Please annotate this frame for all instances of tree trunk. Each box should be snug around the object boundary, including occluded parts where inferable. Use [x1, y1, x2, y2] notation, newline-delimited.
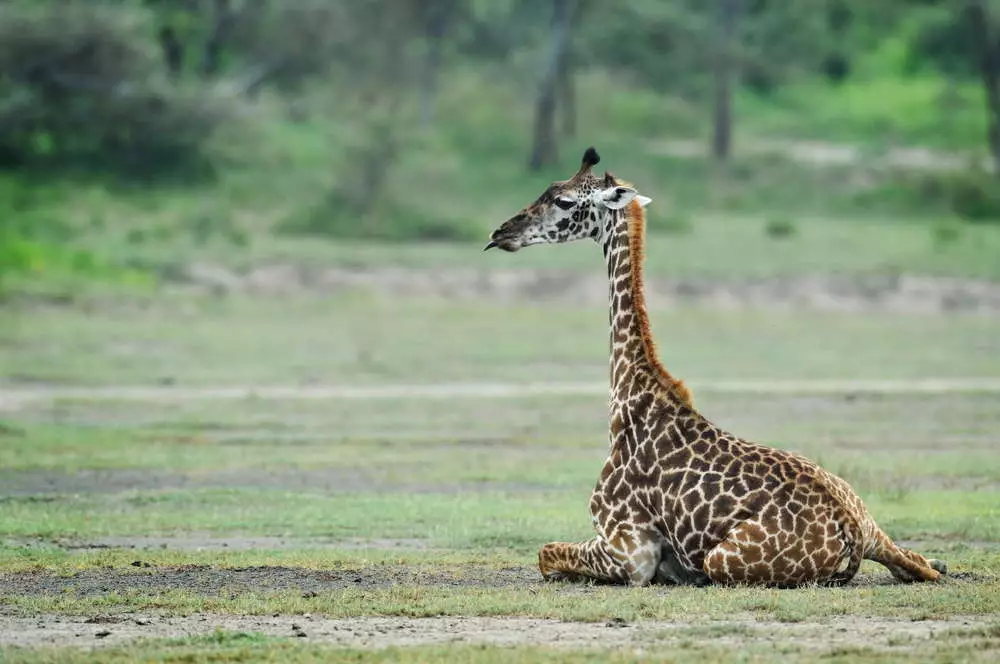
[712, 0, 742, 162]
[529, 0, 576, 171]
[157, 26, 184, 78]
[557, 50, 576, 138]
[419, 1, 456, 127]
[202, 0, 236, 78]
[968, 0, 1000, 176]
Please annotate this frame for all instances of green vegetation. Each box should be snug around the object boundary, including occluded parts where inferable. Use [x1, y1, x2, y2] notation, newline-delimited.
[6, 631, 998, 664]
[1, 2, 999, 298]
[1, 294, 999, 660]
[2, 2, 1000, 662]
[4, 297, 1000, 387]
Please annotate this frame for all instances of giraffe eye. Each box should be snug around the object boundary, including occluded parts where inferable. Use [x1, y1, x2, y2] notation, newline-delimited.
[554, 197, 576, 210]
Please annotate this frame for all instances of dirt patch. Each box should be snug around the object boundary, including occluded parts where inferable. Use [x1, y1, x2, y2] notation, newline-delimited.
[0, 564, 540, 597]
[175, 264, 1000, 315]
[1, 563, 989, 600]
[41, 535, 434, 552]
[0, 613, 994, 651]
[0, 467, 552, 497]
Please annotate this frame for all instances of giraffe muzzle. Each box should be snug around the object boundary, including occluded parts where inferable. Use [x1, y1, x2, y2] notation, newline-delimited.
[483, 235, 520, 252]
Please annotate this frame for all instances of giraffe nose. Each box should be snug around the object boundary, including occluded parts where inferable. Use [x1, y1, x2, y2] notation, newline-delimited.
[483, 228, 501, 251]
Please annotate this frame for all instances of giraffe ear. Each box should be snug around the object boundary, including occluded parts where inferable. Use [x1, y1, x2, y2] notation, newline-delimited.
[636, 195, 652, 208]
[600, 185, 638, 210]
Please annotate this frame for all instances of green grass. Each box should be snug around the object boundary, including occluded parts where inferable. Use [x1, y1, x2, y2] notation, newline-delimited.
[6, 632, 998, 664]
[3, 562, 999, 621]
[2, 289, 1000, 661]
[741, 75, 988, 150]
[57, 207, 1000, 282]
[4, 65, 1000, 302]
[3, 296, 1000, 386]
[2, 486, 997, 549]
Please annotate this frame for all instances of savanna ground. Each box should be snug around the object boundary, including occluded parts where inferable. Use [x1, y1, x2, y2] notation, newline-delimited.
[2, 235, 1000, 662]
[2, 34, 1000, 661]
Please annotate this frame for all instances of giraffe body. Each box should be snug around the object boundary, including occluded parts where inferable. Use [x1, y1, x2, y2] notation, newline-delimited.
[486, 147, 946, 587]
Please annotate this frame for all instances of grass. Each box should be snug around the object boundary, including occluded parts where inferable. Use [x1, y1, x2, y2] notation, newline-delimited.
[3, 296, 1000, 386]
[1, 288, 999, 661]
[4, 65, 1000, 302]
[58, 207, 1000, 282]
[3, 564, 999, 621]
[7, 633, 998, 664]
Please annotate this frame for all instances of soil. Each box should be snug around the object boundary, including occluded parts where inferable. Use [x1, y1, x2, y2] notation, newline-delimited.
[0, 611, 993, 651]
[0, 560, 993, 651]
[42, 535, 435, 552]
[0, 562, 988, 601]
[174, 264, 1000, 315]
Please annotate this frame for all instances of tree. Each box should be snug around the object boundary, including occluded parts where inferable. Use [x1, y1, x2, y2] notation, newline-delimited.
[967, 0, 1000, 176]
[712, 0, 742, 162]
[417, 0, 463, 126]
[529, 0, 579, 170]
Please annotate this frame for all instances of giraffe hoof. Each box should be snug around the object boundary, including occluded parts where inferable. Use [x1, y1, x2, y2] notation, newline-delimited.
[929, 559, 948, 575]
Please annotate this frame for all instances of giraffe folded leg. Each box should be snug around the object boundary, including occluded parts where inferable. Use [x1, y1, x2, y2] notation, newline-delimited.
[538, 531, 662, 586]
[867, 531, 944, 582]
[703, 516, 859, 587]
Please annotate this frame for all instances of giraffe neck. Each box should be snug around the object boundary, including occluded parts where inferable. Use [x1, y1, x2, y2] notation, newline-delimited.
[602, 200, 693, 407]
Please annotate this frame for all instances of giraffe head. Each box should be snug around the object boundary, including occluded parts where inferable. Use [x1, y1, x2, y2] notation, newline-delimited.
[484, 147, 651, 252]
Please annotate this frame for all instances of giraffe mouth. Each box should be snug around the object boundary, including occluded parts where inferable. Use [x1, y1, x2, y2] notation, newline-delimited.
[483, 231, 521, 252]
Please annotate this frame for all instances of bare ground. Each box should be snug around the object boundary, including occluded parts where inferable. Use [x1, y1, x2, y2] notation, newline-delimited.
[0, 561, 987, 601]
[0, 612, 995, 651]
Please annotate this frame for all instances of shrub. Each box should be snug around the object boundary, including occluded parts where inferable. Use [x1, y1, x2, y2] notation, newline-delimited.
[913, 168, 1000, 224]
[0, 2, 233, 178]
[764, 216, 797, 239]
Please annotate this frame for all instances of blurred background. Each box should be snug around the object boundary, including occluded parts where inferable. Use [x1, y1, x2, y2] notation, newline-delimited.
[0, 0, 998, 303]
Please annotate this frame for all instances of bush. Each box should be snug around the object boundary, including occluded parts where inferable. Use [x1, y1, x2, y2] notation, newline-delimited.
[913, 169, 1000, 224]
[764, 216, 797, 239]
[0, 2, 233, 178]
[277, 193, 481, 243]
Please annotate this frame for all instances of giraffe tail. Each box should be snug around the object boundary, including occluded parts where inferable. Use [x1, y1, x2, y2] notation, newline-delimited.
[866, 529, 946, 582]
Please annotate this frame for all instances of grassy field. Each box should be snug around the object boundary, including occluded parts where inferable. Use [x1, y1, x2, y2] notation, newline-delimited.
[5, 63, 1000, 305]
[1, 289, 999, 662]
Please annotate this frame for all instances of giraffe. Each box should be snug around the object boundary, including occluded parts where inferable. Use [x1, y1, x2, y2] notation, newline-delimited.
[484, 147, 948, 587]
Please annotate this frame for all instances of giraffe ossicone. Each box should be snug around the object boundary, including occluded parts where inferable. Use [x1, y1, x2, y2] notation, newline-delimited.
[485, 147, 947, 587]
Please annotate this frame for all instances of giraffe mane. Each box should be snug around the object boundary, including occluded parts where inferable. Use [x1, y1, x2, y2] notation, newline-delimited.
[625, 198, 695, 408]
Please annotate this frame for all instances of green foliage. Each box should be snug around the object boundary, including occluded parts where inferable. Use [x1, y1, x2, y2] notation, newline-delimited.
[278, 193, 481, 243]
[930, 218, 964, 250]
[0, 177, 151, 298]
[0, 1, 232, 177]
[764, 216, 797, 239]
[911, 168, 1000, 224]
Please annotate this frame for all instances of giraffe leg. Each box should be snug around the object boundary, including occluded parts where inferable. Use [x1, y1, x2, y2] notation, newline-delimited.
[867, 531, 944, 582]
[654, 543, 710, 586]
[703, 515, 857, 587]
[538, 531, 662, 586]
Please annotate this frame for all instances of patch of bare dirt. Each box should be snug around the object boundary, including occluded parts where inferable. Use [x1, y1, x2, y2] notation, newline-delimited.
[0, 562, 989, 600]
[41, 535, 434, 552]
[174, 264, 1000, 315]
[0, 613, 995, 651]
[0, 564, 540, 598]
